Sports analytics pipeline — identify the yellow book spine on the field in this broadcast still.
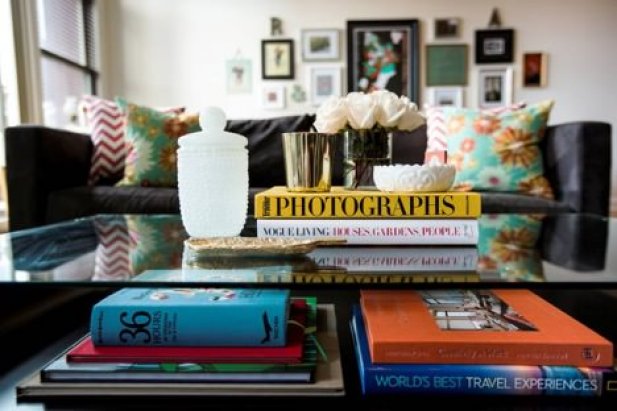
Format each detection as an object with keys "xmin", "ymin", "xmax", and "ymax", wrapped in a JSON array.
[{"xmin": 255, "ymin": 191, "xmax": 481, "ymax": 218}]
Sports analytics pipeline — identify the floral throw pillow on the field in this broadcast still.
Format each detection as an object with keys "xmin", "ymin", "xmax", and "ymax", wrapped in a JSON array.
[
  {"xmin": 444, "ymin": 100, "xmax": 554, "ymax": 198},
  {"xmin": 116, "ymin": 99, "xmax": 199, "ymax": 187}
]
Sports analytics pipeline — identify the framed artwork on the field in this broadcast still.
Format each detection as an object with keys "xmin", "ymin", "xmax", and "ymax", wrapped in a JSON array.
[
  {"xmin": 346, "ymin": 19, "xmax": 419, "ymax": 102},
  {"xmin": 426, "ymin": 44, "xmax": 467, "ymax": 86},
  {"xmin": 308, "ymin": 66, "xmax": 342, "ymax": 106},
  {"xmin": 261, "ymin": 85, "xmax": 286, "ymax": 109},
  {"xmin": 434, "ymin": 18, "xmax": 460, "ymax": 39},
  {"xmin": 523, "ymin": 52, "xmax": 548, "ymax": 87},
  {"xmin": 301, "ymin": 29, "xmax": 340, "ymax": 61},
  {"xmin": 428, "ymin": 87, "xmax": 464, "ymax": 107},
  {"xmin": 261, "ymin": 39, "xmax": 294, "ymax": 80},
  {"xmin": 225, "ymin": 58, "xmax": 252, "ymax": 94},
  {"xmin": 478, "ymin": 67, "xmax": 513, "ymax": 109},
  {"xmin": 475, "ymin": 29, "xmax": 514, "ymax": 64}
]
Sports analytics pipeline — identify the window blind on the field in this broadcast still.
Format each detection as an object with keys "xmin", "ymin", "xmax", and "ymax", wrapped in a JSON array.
[{"xmin": 36, "ymin": 0, "xmax": 97, "ymax": 127}]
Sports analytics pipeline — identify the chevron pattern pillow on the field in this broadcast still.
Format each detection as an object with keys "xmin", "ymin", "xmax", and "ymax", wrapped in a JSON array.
[{"xmin": 81, "ymin": 96, "xmax": 184, "ymax": 185}]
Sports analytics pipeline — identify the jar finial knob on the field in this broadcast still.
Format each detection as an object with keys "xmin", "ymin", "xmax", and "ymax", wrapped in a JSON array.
[{"xmin": 199, "ymin": 106, "xmax": 226, "ymax": 132}]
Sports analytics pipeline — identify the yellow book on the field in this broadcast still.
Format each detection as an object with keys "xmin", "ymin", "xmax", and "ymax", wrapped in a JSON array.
[{"xmin": 254, "ymin": 186, "xmax": 481, "ymax": 219}]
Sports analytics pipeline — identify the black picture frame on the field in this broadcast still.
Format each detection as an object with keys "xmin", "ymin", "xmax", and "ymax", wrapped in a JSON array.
[
  {"xmin": 346, "ymin": 19, "xmax": 419, "ymax": 102},
  {"xmin": 475, "ymin": 29, "xmax": 514, "ymax": 64},
  {"xmin": 261, "ymin": 39, "xmax": 294, "ymax": 80}
]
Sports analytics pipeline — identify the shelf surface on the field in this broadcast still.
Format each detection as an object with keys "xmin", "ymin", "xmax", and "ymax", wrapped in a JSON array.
[{"xmin": 0, "ymin": 213, "xmax": 615, "ymax": 289}]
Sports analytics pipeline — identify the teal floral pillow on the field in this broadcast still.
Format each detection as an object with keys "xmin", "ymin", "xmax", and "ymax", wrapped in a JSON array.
[
  {"xmin": 444, "ymin": 100, "xmax": 554, "ymax": 198},
  {"xmin": 116, "ymin": 98, "xmax": 200, "ymax": 187},
  {"xmin": 477, "ymin": 214, "xmax": 544, "ymax": 282}
]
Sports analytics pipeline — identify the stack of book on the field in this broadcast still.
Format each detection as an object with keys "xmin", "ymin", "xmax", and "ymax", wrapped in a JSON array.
[
  {"xmin": 22, "ymin": 288, "xmax": 345, "ymax": 398},
  {"xmin": 351, "ymin": 289, "xmax": 617, "ymax": 397},
  {"xmin": 254, "ymin": 186, "xmax": 481, "ymax": 246}
]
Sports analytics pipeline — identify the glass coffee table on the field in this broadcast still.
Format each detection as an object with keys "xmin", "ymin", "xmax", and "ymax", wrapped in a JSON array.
[{"xmin": 1, "ymin": 213, "xmax": 616, "ymax": 409}]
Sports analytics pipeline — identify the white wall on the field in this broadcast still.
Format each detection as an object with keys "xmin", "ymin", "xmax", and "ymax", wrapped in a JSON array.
[{"xmin": 103, "ymin": 0, "xmax": 617, "ymax": 210}]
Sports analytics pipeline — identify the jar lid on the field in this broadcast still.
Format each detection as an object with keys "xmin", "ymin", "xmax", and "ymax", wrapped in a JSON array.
[{"xmin": 178, "ymin": 107, "xmax": 247, "ymax": 149}]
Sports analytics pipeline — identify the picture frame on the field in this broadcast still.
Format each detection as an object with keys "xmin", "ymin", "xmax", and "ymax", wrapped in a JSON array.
[
  {"xmin": 261, "ymin": 85, "xmax": 286, "ymax": 109},
  {"xmin": 308, "ymin": 66, "xmax": 342, "ymax": 106},
  {"xmin": 523, "ymin": 52, "xmax": 548, "ymax": 87},
  {"xmin": 301, "ymin": 29, "xmax": 341, "ymax": 61},
  {"xmin": 225, "ymin": 58, "xmax": 252, "ymax": 94},
  {"xmin": 478, "ymin": 67, "xmax": 513, "ymax": 109},
  {"xmin": 346, "ymin": 19, "xmax": 419, "ymax": 102},
  {"xmin": 426, "ymin": 44, "xmax": 467, "ymax": 86},
  {"xmin": 434, "ymin": 18, "xmax": 460, "ymax": 39},
  {"xmin": 428, "ymin": 87, "xmax": 464, "ymax": 107},
  {"xmin": 475, "ymin": 29, "xmax": 514, "ymax": 64},
  {"xmin": 261, "ymin": 39, "xmax": 294, "ymax": 80}
]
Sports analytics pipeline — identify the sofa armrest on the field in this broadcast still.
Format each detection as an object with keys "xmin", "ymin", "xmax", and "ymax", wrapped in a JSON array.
[
  {"xmin": 542, "ymin": 122, "xmax": 611, "ymax": 216},
  {"xmin": 5, "ymin": 126, "xmax": 93, "ymax": 230}
]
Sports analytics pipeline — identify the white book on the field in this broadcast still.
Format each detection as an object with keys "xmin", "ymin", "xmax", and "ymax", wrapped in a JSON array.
[
  {"xmin": 257, "ymin": 219, "xmax": 479, "ymax": 245},
  {"xmin": 307, "ymin": 246, "xmax": 478, "ymax": 272}
]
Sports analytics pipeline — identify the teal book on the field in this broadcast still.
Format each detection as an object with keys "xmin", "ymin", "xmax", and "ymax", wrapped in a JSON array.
[{"xmin": 90, "ymin": 288, "xmax": 290, "ymax": 347}]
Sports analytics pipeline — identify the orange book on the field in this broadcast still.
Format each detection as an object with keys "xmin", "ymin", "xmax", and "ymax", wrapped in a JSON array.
[{"xmin": 360, "ymin": 289, "xmax": 613, "ymax": 367}]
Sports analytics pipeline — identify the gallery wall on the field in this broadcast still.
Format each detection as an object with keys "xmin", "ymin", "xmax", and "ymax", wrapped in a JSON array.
[{"xmin": 100, "ymin": 0, "xmax": 617, "ymax": 211}]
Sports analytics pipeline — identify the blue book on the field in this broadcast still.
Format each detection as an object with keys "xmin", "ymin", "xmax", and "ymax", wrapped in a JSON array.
[
  {"xmin": 91, "ymin": 288, "xmax": 290, "ymax": 347},
  {"xmin": 351, "ymin": 306, "xmax": 612, "ymax": 396}
]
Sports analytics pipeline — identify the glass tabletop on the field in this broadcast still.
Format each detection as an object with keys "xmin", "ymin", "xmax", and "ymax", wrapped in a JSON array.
[{"xmin": 0, "ymin": 213, "xmax": 615, "ymax": 288}]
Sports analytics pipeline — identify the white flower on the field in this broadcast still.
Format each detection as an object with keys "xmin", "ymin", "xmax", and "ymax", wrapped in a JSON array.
[
  {"xmin": 346, "ymin": 92, "xmax": 378, "ymax": 130},
  {"xmin": 374, "ymin": 90, "xmax": 407, "ymax": 128},
  {"xmin": 397, "ymin": 97, "xmax": 425, "ymax": 131},
  {"xmin": 314, "ymin": 96, "xmax": 348, "ymax": 133}
]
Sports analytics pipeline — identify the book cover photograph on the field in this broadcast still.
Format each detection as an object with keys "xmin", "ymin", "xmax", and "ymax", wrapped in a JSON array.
[
  {"xmin": 91, "ymin": 288, "xmax": 290, "ymax": 347},
  {"xmin": 255, "ymin": 186, "xmax": 481, "ymax": 219},
  {"xmin": 360, "ymin": 289, "xmax": 613, "ymax": 366},
  {"xmin": 350, "ymin": 306, "xmax": 615, "ymax": 396}
]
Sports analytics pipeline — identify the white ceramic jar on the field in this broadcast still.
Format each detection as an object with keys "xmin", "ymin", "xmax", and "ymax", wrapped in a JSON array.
[{"xmin": 177, "ymin": 107, "xmax": 248, "ymax": 237}]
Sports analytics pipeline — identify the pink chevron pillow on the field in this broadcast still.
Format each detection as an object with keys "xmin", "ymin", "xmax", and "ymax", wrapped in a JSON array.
[{"xmin": 81, "ymin": 96, "xmax": 184, "ymax": 185}]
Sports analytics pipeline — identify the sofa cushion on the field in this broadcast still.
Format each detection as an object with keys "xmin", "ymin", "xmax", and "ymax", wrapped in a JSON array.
[
  {"xmin": 116, "ymin": 99, "xmax": 200, "ymax": 187},
  {"xmin": 46, "ymin": 186, "xmax": 266, "ymax": 224},
  {"xmin": 46, "ymin": 186, "xmax": 180, "ymax": 223},
  {"xmin": 480, "ymin": 192, "xmax": 570, "ymax": 214}
]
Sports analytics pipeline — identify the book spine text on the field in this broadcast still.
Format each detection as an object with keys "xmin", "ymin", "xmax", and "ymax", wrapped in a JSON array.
[
  {"xmin": 255, "ymin": 192, "xmax": 481, "ymax": 218},
  {"xmin": 257, "ymin": 219, "xmax": 479, "ymax": 245}
]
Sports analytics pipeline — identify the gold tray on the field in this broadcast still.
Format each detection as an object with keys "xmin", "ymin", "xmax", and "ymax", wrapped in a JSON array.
[{"xmin": 185, "ymin": 237, "xmax": 346, "ymax": 258}]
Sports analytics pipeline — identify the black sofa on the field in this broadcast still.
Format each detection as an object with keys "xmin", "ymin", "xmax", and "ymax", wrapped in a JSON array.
[{"xmin": 4, "ymin": 117, "xmax": 612, "ymax": 231}]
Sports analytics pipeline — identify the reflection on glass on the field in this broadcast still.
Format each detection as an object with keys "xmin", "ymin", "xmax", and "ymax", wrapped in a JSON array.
[{"xmin": 477, "ymin": 214, "xmax": 544, "ymax": 282}]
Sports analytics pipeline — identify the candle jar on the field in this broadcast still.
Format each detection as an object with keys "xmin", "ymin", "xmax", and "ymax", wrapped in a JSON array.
[{"xmin": 177, "ymin": 107, "xmax": 248, "ymax": 237}]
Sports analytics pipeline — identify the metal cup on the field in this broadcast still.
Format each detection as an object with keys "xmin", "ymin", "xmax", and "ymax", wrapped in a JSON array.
[{"xmin": 282, "ymin": 132, "xmax": 335, "ymax": 192}]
